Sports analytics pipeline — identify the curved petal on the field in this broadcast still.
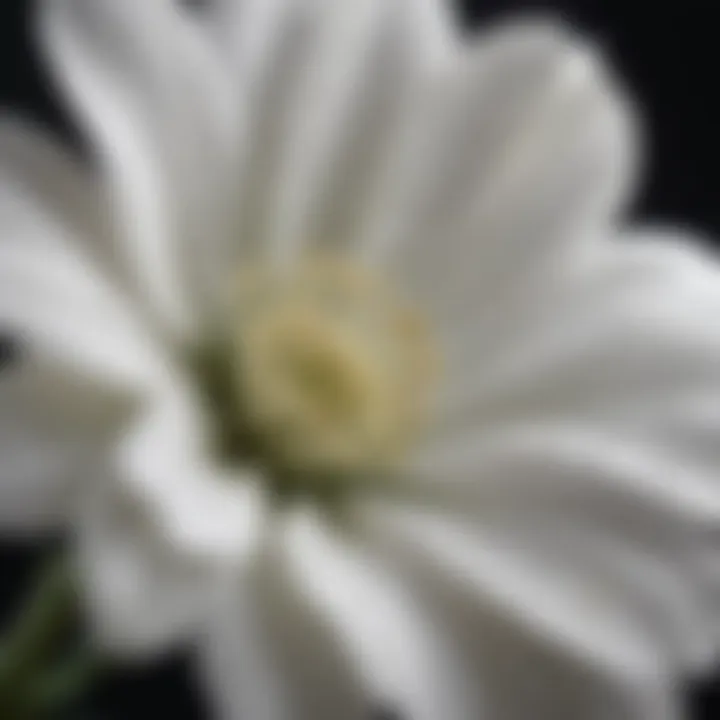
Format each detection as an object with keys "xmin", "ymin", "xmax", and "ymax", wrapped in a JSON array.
[
  {"xmin": 0, "ymin": 363, "xmax": 127, "ymax": 533},
  {"xmin": 206, "ymin": 0, "xmax": 454, "ymax": 264},
  {"xmin": 1, "ymin": 164, "xmax": 164, "ymax": 530},
  {"xmin": 211, "ymin": 0, "xmax": 452, "ymax": 75},
  {"xmin": 436, "ymin": 228, "xmax": 720, "ymax": 466},
  {"xmin": 0, "ymin": 130, "xmax": 161, "ymax": 389},
  {"xmin": 116, "ymin": 385, "xmax": 266, "ymax": 564},
  {"xmin": 0, "ymin": 118, "xmax": 118, "ymax": 278},
  {"xmin": 364, "ymin": 21, "xmax": 637, "ymax": 330},
  {"xmin": 375, "ymin": 230, "xmax": 720, "ymax": 713},
  {"xmin": 357, "ymin": 503, "xmax": 687, "ymax": 719},
  {"xmin": 39, "ymin": 0, "xmax": 239, "ymax": 335},
  {"xmin": 199, "ymin": 518, "xmax": 367, "ymax": 720},
  {"xmin": 74, "ymin": 479, "xmax": 221, "ymax": 657},
  {"xmin": 274, "ymin": 509, "xmax": 485, "ymax": 720},
  {"xmin": 395, "ymin": 426, "xmax": 719, "ymax": 664}
]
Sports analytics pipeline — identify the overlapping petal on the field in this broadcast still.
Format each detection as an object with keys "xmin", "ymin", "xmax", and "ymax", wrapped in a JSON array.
[
  {"xmin": 2, "ymin": 0, "xmax": 719, "ymax": 717},
  {"xmin": 1, "ymin": 125, "xmax": 165, "ymax": 529},
  {"xmin": 40, "ymin": 0, "xmax": 239, "ymax": 335}
]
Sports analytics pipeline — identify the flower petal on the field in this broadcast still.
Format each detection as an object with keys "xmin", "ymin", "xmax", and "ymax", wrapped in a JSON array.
[
  {"xmin": 206, "ymin": 0, "xmax": 453, "ymax": 264},
  {"xmin": 274, "ymin": 509, "xmax": 485, "ymax": 720},
  {"xmin": 0, "ymin": 128, "xmax": 161, "ymax": 390},
  {"xmin": 364, "ymin": 21, "xmax": 637, "ymax": 326},
  {"xmin": 116, "ymin": 386, "xmax": 266, "ymax": 564},
  {"xmin": 358, "ymin": 502, "xmax": 687, "ymax": 719},
  {"xmin": 0, "ymin": 372, "xmax": 108, "ymax": 532},
  {"xmin": 437, "ymin": 229, "xmax": 720, "ymax": 465},
  {"xmin": 398, "ymin": 425, "xmax": 719, "ymax": 662},
  {"xmin": 74, "ymin": 480, "xmax": 220, "ymax": 657},
  {"xmin": 199, "ymin": 518, "xmax": 367, "ymax": 720},
  {"xmin": 39, "ymin": 0, "xmax": 238, "ymax": 334},
  {"xmin": 379, "ymin": 233, "xmax": 720, "ymax": 713},
  {"xmin": 1, "ymin": 159, "xmax": 164, "ymax": 530},
  {"xmin": 211, "ymin": 0, "xmax": 452, "ymax": 75},
  {"xmin": 0, "ymin": 118, "xmax": 118, "ymax": 278}
]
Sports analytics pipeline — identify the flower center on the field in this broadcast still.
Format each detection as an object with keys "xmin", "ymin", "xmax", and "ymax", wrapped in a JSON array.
[{"xmin": 197, "ymin": 255, "xmax": 437, "ymax": 497}]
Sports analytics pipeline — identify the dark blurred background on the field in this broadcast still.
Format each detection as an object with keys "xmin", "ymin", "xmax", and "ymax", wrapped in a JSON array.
[{"xmin": 1, "ymin": 0, "xmax": 719, "ymax": 717}]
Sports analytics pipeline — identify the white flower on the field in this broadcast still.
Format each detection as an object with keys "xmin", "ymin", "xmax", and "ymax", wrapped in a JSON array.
[{"xmin": 2, "ymin": 0, "xmax": 720, "ymax": 717}]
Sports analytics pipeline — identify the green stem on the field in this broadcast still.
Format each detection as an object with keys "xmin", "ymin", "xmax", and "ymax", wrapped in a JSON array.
[
  {"xmin": 0, "ymin": 557, "xmax": 77, "ymax": 718},
  {"xmin": 32, "ymin": 646, "xmax": 102, "ymax": 715}
]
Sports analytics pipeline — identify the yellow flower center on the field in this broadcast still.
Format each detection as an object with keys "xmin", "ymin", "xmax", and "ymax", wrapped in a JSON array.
[{"xmin": 226, "ymin": 256, "xmax": 437, "ymax": 478}]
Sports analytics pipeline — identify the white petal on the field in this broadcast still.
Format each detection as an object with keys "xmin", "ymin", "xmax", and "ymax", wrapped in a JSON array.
[
  {"xmin": 363, "ymin": 21, "xmax": 637, "ymax": 327},
  {"xmin": 0, "ymin": 130, "xmax": 161, "ymax": 391},
  {"xmin": 400, "ymin": 425, "xmax": 719, "ymax": 662},
  {"xmin": 211, "ymin": 0, "xmax": 452, "ymax": 97},
  {"xmin": 401, "ymin": 231, "xmax": 720, "ymax": 671},
  {"xmin": 74, "ymin": 480, "xmax": 219, "ymax": 657},
  {"xmin": 116, "ymin": 386, "xmax": 266, "ymax": 564},
  {"xmin": 437, "ymin": 229, "xmax": 720, "ymax": 464},
  {"xmin": 200, "ymin": 519, "xmax": 367, "ymax": 720},
  {"xmin": 0, "ymin": 168, "xmax": 164, "ymax": 530},
  {"xmin": 368, "ymin": 230, "xmax": 720, "ymax": 715},
  {"xmin": 359, "ymin": 503, "xmax": 685, "ymax": 719},
  {"xmin": 0, "ymin": 361, "xmax": 127, "ymax": 533},
  {"xmin": 207, "ymin": 0, "xmax": 454, "ymax": 264},
  {"xmin": 277, "ymin": 509, "xmax": 484, "ymax": 720},
  {"xmin": 40, "ymin": 0, "xmax": 238, "ymax": 334},
  {"xmin": 0, "ymin": 118, "xmax": 117, "ymax": 279}
]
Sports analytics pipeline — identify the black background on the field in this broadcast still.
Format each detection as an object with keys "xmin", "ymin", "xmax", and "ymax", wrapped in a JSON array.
[{"xmin": 1, "ymin": 0, "xmax": 720, "ymax": 717}]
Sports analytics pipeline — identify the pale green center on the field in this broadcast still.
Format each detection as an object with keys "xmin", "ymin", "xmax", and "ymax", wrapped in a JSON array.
[
  {"xmin": 199, "ymin": 255, "xmax": 438, "ymax": 498},
  {"xmin": 235, "ymin": 255, "xmax": 436, "ymax": 471}
]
